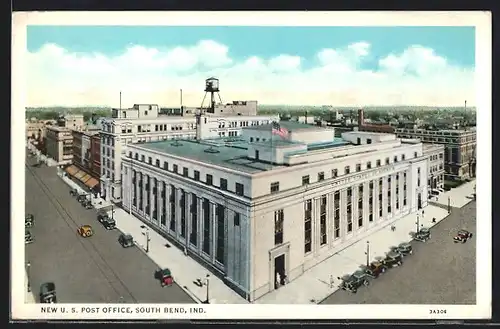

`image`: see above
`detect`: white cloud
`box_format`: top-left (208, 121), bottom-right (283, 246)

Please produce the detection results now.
top-left (25, 40), bottom-right (475, 107)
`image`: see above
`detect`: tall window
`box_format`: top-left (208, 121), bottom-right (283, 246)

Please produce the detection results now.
top-left (180, 190), bottom-right (186, 238)
top-left (138, 173), bottom-right (143, 211)
top-left (358, 185), bottom-right (363, 228)
top-left (202, 199), bottom-right (211, 255)
top-left (274, 209), bottom-right (284, 246)
top-left (347, 188), bottom-right (353, 232)
top-left (334, 191), bottom-right (340, 239)
top-left (379, 178), bottom-right (383, 217)
top-left (220, 178), bottom-right (228, 191)
top-left (318, 172), bottom-right (325, 181)
top-left (403, 172), bottom-right (408, 206)
top-left (396, 174), bottom-right (400, 210)
top-left (235, 183), bottom-right (244, 196)
top-left (216, 204), bottom-right (225, 265)
top-left (170, 185), bottom-right (176, 232)
top-left (152, 178), bottom-right (158, 220)
top-left (320, 195), bottom-right (327, 245)
top-left (369, 181), bottom-right (374, 222)
top-left (302, 175), bottom-right (310, 185)
top-left (387, 176), bottom-right (392, 214)
top-left (304, 199), bottom-right (312, 253)
top-left (160, 182), bottom-right (166, 226)
top-left (344, 166), bottom-right (350, 175)
top-left (206, 174), bottom-right (213, 186)
top-left (132, 170), bottom-right (137, 207)
top-left (356, 164), bottom-right (361, 172)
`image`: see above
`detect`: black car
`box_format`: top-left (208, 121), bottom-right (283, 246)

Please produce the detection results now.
top-left (102, 217), bottom-right (116, 230)
top-left (383, 251), bottom-right (403, 268)
top-left (118, 233), bottom-right (134, 248)
top-left (338, 270), bottom-right (370, 293)
top-left (391, 242), bottom-right (413, 256)
top-left (97, 211), bottom-right (109, 222)
top-left (25, 230), bottom-right (34, 244)
top-left (69, 189), bottom-right (78, 196)
top-left (25, 214), bottom-right (34, 228)
top-left (39, 282), bottom-right (57, 303)
top-left (77, 194), bottom-right (87, 203)
top-left (414, 227), bottom-right (431, 242)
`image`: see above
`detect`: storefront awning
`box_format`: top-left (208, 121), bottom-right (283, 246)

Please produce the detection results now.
top-left (74, 171), bottom-right (86, 180)
top-left (65, 165), bottom-right (79, 176)
top-left (85, 177), bottom-right (99, 189)
top-left (79, 174), bottom-right (91, 184)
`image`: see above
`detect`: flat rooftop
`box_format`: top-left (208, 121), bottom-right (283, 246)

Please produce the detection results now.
top-left (423, 143), bottom-right (445, 150)
top-left (245, 121), bottom-right (326, 132)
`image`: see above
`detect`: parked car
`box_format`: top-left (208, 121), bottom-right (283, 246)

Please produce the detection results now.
top-left (77, 225), bottom-right (94, 238)
top-left (118, 233), bottom-right (134, 248)
top-left (102, 217), bottom-right (116, 230)
top-left (69, 189), bottom-right (78, 196)
top-left (382, 251), bottom-right (403, 268)
top-left (97, 211), bottom-right (109, 222)
top-left (25, 230), bottom-right (34, 244)
top-left (338, 270), bottom-right (370, 293)
top-left (82, 200), bottom-right (93, 209)
top-left (39, 282), bottom-right (57, 303)
top-left (77, 194), bottom-right (87, 203)
top-left (454, 229), bottom-right (473, 243)
top-left (25, 214), bottom-right (34, 228)
top-left (362, 261), bottom-right (388, 278)
top-left (391, 242), bottom-right (413, 256)
top-left (414, 227), bottom-right (431, 242)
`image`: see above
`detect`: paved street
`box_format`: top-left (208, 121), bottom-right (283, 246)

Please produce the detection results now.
top-left (321, 201), bottom-right (476, 304)
top-left (25, 153), bottom-right (195, 303)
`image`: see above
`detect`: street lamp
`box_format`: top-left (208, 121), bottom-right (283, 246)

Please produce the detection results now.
top-left (365, 241), bottom-right (370, 267)
top-left (111, 204), bottom-right (115, 221)
top-left (142, 227), bottom-right (150, 253)
top-left (203, 274), bottom-right (210, 304)
top-left (26, 262), bottom-right (31, 292)
top-left (416, 213), bottom-right (420, 234)
top-left (448, 196), bottom-right (451, 213)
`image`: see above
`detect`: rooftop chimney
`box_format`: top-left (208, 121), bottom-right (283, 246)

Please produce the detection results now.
top-left (358, 109), bottom-right (364, 127)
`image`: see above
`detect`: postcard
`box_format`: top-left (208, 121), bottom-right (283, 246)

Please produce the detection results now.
top-left (12, 11), bottom-right (491, 320)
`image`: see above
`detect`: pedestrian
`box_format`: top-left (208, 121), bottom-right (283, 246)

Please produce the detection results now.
top-left (391, 225), bottom-right (396, 232)
top-left (275, 272), bottom-right (281, 289)
top-left (280, 273), bottom-right (287, 286)
top-left (432, 217), bottom-right (436, 223)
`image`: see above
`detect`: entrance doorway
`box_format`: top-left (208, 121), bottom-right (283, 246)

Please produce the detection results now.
top-left (274, 254), bottom-right (285, 289)
top-left (417, 193), bottom-right (422, 210)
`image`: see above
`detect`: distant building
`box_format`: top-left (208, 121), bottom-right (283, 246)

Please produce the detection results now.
top-left (57, 114), bottom-right (85, 131)
top-left (66, 128), bottom-right (101, 192)
top-left (395, 128), bottom-right (476, 181)
top-left (45, 126), bottom-right (73, 165)
top-left (357, 109), bottom-right (394, 134)
top-left (182, 100), bottom-right (258, 117)
top-left (292, 115), bottom-right (315, 124)
top-left (422, 144), bottom-right (445, 196)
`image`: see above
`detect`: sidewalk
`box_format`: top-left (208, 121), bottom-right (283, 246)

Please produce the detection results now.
top-left (25, 270), bottom-right (36, 304)
top-left (255, 204), bottom-right (449, 304)
top-left (27, 142), bottom-right (58, 167)
top-left (58, 173), bottom-right (112, 211)
top-left (433, 180), bottom-right (476, 209)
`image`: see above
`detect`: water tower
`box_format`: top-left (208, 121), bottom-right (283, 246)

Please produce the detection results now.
top-left (200, 77), bottom-right (223, 113)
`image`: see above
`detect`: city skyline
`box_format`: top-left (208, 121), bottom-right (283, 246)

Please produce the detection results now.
top-left (27, 26), bottom-right (475, 108)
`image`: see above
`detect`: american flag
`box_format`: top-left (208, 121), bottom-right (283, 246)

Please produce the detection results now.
top-left (272, 122), bottom-right (289, 138)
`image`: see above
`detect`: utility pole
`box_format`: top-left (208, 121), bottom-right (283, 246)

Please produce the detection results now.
top-left (146, 229), bottom-right (150, 253)
top-left (205, 274), bottom-right (210, 303)
top-left (448, 196), bottom-right (451, 213)
top-left (120, 91), bottom-right (122, 110)
top-left (416, 213), bottom-right (420, 234)
top-left (111, 204), bottom-right (114, 220)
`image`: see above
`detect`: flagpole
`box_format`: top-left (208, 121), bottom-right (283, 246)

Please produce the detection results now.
top-left (270, 122), bottom-right (274, 170)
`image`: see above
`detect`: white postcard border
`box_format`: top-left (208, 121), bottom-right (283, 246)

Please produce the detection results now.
top-left (11, 11), bottom-right (492, 320)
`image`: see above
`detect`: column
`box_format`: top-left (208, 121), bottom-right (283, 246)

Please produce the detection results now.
top-left (352, 185), bottom-right (358, 231)
top-left (392, 174), bottom-right (397, 214)
top-left (175, 188), bottom-right (182, 240)
top-left (211, 202), bottom-right (217, 263)
top-left (340, 189), bottom-right (348, 239)
top-left (382, 177), bottom-right (388, 219)
top-left (363, 181), bottom-right (369, 226)
top-left (224, 206), bottom-right (230, 273)
top-left (327, 192), bottom-right (334, 249)
top-left (197, 196), bottom-right (203, 254)
top-left (186, 192), bottom-right (192, 248)
top-left (157, 181), bottom-right (163, 227)
top-left (313, 197), bottom-right (320, 253)
top-left (142, 174), bottom-right (147, 215)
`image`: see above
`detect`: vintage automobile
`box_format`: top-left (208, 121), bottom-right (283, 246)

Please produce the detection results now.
top-left (338, 270), bottom-right (370, 293)
top-left (25, 230), bottom-right (34, 244)
top-left (118, 233), bottom-right (134, 248)
top-left (25, 214), bottom-right (34, 228)
top-left (97, 211), bottom-right (110, 222)
top-left (414, 227), bottom-right (431, 242)
top-left (69, 188), bottom-right (78, 196)
top-left (382, 251), bottom-right (403, 268)
top-left (82, 200), bottom-right (93, 209)
top-left (77, 194), bottom-right (87, 203)
top-left (155, 268), bottom-right (174, 287)
top-left (454, 229), bottom-right (473, 243)
top-left (362, 261), bottom-right (388, 279)
top-left (102, 217), bottom-right (116, 230)
top-left (39, 282), bottom-right (57, 303)
top-left (391, 242), bottom-right (413, 256)
top-left (77, 225), bottom-right (94, 238)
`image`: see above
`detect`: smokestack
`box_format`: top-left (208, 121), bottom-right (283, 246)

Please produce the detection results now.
top-left (358, 109), bottom-right (364, 127)
top-left (464, 100), bottom-right (467, 130)
top-left (180, 89), bottom-right (183, 109)
top-left (119, 91), bottom-right (122, 110)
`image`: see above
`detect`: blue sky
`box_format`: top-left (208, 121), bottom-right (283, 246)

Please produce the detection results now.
top-left (26, 26), bottom-right (476, 107)
top-left (28, 26), bottom-right (475, 69)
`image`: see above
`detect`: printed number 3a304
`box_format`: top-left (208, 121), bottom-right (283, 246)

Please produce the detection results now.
top-left (430, 309), bottom-right (447, 314)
